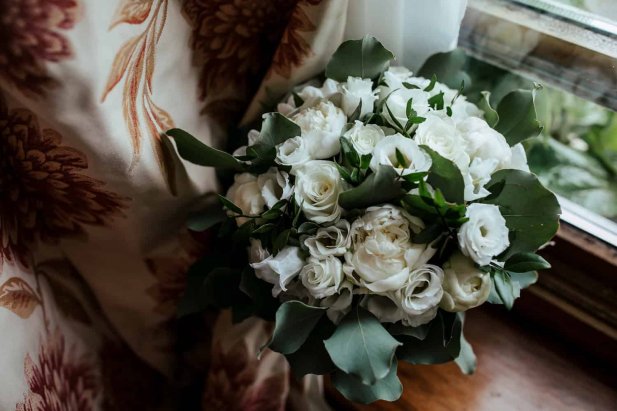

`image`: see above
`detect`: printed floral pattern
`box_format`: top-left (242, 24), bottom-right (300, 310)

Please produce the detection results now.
top-left (101, 0), bottom-right (176, 190)
top-left (0, 0), bottom-right (80, 96)
top-left (181, 0), bottom-right (320, 125)
top-left (15, 330), bottom-right (100, 411)
top-left (203, 340), bottom-right (288, 411)
top-left (0, 94), bottom-right (128, 266)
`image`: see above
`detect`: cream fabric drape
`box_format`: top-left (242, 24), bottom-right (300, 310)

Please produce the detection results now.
top-left (0, 1), bottom-right (465, 409)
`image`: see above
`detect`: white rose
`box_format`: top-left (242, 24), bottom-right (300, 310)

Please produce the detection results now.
top-left (300, 255), bottom-right (344, 299)
top-left (344, 205), bottom-right (436, 293)
top-left (225, 173), bottom-right (264, 225)
top-left (463, 157), bottom-right (499, 201)
top-left (393, 264), bottom-right (444, 327)
top-left (458, 203), bottom-right (510, 266)
top-left (319, 280), bottom-right (354, 324)
top-left (441, 251), bottom-right (491, 312)
top-left (450, 98), bottom-right (483, 122)
top-left (414, 115), bottom-right (470, 172)
top-left (248, 238), bottom-right (269, 264)
top-left (370, 133), bottom-right (432, 175)
top-left (294, 160), bottom-right (346, 223)
top-left (343, 121), bottom-right (385, 155)
top-left (277, 80), bottom-right (340, 115)
top-left (250, 246), bottom-right (305, 297)
top-left (256, 167), bottom-right (293, 208)
top-left (275, 136), bottom-right (311, 169)
top-left (507, 143), bottom-right (530, 172)
top-left (341, 76), bottom-right (377, 117)
top-left (381, 88), bottom-right (430, 129)
top-left (304, 220), bottom-right (351, 258)
top-left (378, 67), bottom-right (414, 98)
top-left (457, 117), bottom-right (511, 168)
top-left (292, 100), bottom-right (346, 159)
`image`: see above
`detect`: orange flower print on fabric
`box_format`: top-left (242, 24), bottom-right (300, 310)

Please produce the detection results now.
top-left (15, 330), bottom-right (100, 411)
top-left (0, 94), bottom-right (128, 267)
top-left (101, 0), bottom-right (176, 191)
top-left (0, 0), bottom-right (80, 96)
top-left (181, 0), bottom-right (321, 126)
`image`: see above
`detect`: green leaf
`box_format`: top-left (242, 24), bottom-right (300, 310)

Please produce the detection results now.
top-left (424, 74), bottom-right (437, 92)
top-left (259, 112), bottom-right (301, 147)
top-left (412, 222), bottom-right (444, 244)
top-left (252, 223), bottom-right (276, 234)
top-left (325, 35), bottom-right (394, 81)
top-left (388, 323), bottom-right (431, 340)
top-left (504, 252), bottom-right (551, 272)
top-left (418, 49), bottom-right (471, 90)
top-left (340, 137), bottom-right (360, 167)
top-left (167, 128), bottom-right (244, 171)
top-left (269, 301), bottom-right (326, 355)
top-left (422, 146), bottom-right (465, 203)
top-left (428, 91), bottom-right (445, 110)
top-left (455, 331), bottom-right (476, 375)
top-left (397, 312), bottom-right (460, 364)
top-left (285, 319), bottom-right (337, 378)
top-left (511, 270), bottom-right (538, 289)
top-left (395, 148), bottom-right (409, 168)
top-left (492, 269), bottom-right (517, 309)
top-left (481, 169), bottom-right (561, 258)
top-left (272, 229), bottom-right (291, 254)
top-left (331, 361), bottom-right (403, 404)
top-left (218, 194), bottom-right (243, 215)
top-left (495, 88), bottom-right (543, 146)
top-left (324, 306), bottom-right (402, 384)
top-left (186, 208), bottom-right (226, 232)
top-left (478, 91), bottom-right (499, 127)
top-left (339, 166), bottom-right (403, 210)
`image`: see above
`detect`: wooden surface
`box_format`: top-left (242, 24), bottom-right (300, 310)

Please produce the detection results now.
top-left (327, 307), bottom-right (617, 411)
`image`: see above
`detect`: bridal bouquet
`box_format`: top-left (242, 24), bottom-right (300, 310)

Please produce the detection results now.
top-left (169, 37), bottom-right (560, 403)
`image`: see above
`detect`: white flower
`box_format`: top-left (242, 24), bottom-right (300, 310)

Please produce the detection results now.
top-left (463, 157), bottom-right (499, 201)
top-left (414, 115), bottom-right (470, 171)
top-left (292, 100), bottom-right (346, 159)
top-left (378, 67), bottom-right (414, 98)
top-left (248, 238), bottom-right (269, 264)
top-left (344, 205), bottom-right (435, 293)
top-left (277, 79), bottom-right (340, 115)
top-left (275, 136), bottom-right (311, 169)
top-left (257, 167), bottom-right (293, 208)
top-left (343, 121), bottom-right (385, 155)
top-left (508, 143), bottom-right (530, 172)
top-left (319, 280), bottom-right (354, 324)
top-left (441, 251), bottom-right (491, 312)
top-left (300, 255), bottom-right (344, 299)
top-left (294, 160), bottom-right (346, 223)
top-left (225, 173), bottom-right (264, 225)
top-left (304, 220), bottom-right (351, 258)
top-left (458, 203), bottom-right (510, 266)
top-left (250, 246), bottom-right (305, 297)
top-left (381, 88), bottom-right (430, 129)
top-left (370, 133), bottom-right (432, 175)
top-left (457, 117), bottom-right (511, 168)
top-left (393, 264), bottom-right (444, 327)
top-left (341, 76), bottom-right (377, 118)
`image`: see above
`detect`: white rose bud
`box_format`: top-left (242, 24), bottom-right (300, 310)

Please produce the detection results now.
top-left (294, 160), bottom-right (346, 224)
top-left (441, 251), bottom-right (491, 312)
top-left (275, 136), bottom-right (311, 170)
top-left (300, 255), bottom-right (344, 299)
top-left (344, 205), bottom-right (436, 293)
top-left (414, 115), bottom-right (470, 172)
top-left (292, 100), bottom-right (346, 159)
top-left (225, 173), bottom-right (264, 225)
top-left (256, 167), bottom-right (293, 208)
top-left (250, 246), bottom-right (305, 297)
top-left (457, 117), bottom-right (511, 168)
top-left (343, 121), bottom-right (385, 156)
top-left (341, 76), bottom-right (377, 117)
top-left (394, 264), bottom-right (444, 327)
top-left (304, 220), bottom-right (351, 258)
top-left (458, 203), bottom-right (510, 266)
top-left (370, 133), bottom-right (432, 176)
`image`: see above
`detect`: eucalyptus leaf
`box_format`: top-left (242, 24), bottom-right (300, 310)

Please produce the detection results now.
top-left (331, 361), bottom-right (403, 404)
top-left (422, 146), bottom-right (465, 203)
top-left (418, 49), bottom-right (471, 90)
top-left (397, 312), bottom-right (460, 365)
top-left (455, 332), bottom-right (477, 375)
top-left (218, 195), bottom-right (243, 215)
top-left (504, 252), bottom-right (551, 272)
top-left (478, 91), bottom-right (499, 127)
top-left (339, 166), bottom-right (403, 210)
top-left (325, 35), bottom-right (394, 81)
top-left (285, 319), bottom-right (337, 378)
top-left (324, 306), bottom-right (401, 384)
top-left (269, 301), bottom-right (326, 355)
top-left (481, 169), bottom-right (561, 258)
top-left (186, 208), bottom-right (226, 232)
top-left (167, 128), bottom-right (244, 171)
top-left (495, 88), bottom-right (543, 146)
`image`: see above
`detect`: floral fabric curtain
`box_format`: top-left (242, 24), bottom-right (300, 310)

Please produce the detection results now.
top-left (0, 0), bottom-right (465, 409)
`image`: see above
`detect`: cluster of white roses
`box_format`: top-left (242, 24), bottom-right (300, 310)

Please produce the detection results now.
top-left (226, 67), bottom-right (527, 327)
